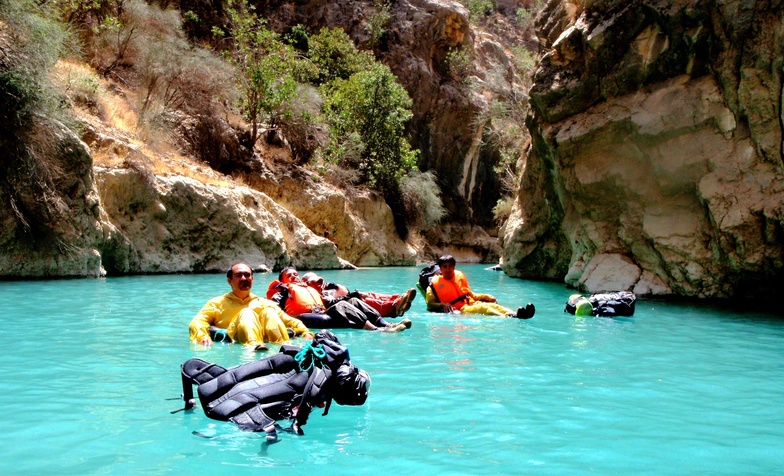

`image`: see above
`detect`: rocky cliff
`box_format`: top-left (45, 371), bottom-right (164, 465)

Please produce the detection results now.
top-left (0, 117), bottom-right (347, 277)
top-left (501, 0), bottom-right (784, 299)
top-left (1, 0), bottom-right (524, 276)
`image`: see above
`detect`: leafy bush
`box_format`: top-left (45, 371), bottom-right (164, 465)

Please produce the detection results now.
top-left (510, 45), bottom-right (537, 75)
top-left (307, 27), bottom-right (375, 85)
top-left (460, 0), bottom-right (495, 19)
top-left (221, 5), bottom-right (312, 145)
top-left (516, 0), bottom-right (544, 30)
top-left (367, 0), bottom-right (391, 50)
top-left (445, 47), bottom-right (472, 81)
top-left (322, 61), bottom-right (418, 196)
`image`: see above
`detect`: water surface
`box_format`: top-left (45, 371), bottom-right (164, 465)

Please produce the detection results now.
top-left (1, 265), bottom-right (782, 475)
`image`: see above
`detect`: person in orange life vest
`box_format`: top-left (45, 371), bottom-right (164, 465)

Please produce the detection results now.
top-left (270, 267), bottom-right (411, 332)
top-left (189, 262), bottom-right (314, 352)
top-left (300, 272), bottom-right (417, 318)
top-left (425, 255), bottom-right (535, 319)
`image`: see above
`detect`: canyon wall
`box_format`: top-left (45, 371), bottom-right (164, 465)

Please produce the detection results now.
top-left (501, 0), bottom-right (784, 298)
top-left (189, 0), bottom-right (527, 227)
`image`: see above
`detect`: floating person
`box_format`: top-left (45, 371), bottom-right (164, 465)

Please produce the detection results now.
top-left (300, 272), bottom-right (417, 318)
top-left (424, 255), bottom-right (535, 319)
top-left (179, 329), bottom-right (370, 442)
top-left (268, 266), bottom-right (411, 332)
top-left (189, 262), bottom-right (314, 352)
top-left (565, 291), bottom-right (636, 317)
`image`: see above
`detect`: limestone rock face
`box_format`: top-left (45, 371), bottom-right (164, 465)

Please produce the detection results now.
top-left (421, 222), bottom-right (501, 263)
top-left (501, 0), bottom-right (784, 298)
top-left (248, 168), bottom-right (417, 267)
top-left (94, 168), bottom-right (342, 274)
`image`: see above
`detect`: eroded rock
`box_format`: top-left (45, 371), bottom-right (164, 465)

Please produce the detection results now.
top-left (501, 0), bottom-right (784, 299)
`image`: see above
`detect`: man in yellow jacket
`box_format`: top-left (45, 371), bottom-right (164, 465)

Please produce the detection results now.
top-left (189, 262), bottom-right (313, 351)
top-left (425, 255), bottom-right (535, 319)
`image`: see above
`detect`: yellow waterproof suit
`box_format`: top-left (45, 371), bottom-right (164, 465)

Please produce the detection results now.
top-left (189, 292), bottom-right (312, 345)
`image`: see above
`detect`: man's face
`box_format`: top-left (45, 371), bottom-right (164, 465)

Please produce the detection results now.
top-left (280, 268), bottom-right (300, 284)
top-left (303, 275), bottom-right (324, 292)
top-left (439, 261), bottom-right (455, 280)
top-left (228, 264), bottom-right (254, 294)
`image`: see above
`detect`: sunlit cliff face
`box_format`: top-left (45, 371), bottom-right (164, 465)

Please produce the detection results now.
top-left (501, 0), bottom-right (784, 299)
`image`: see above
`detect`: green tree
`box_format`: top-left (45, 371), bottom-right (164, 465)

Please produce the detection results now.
top-left (322, 62), bottom-right (418, 197)
top-left (223, 6), bottom-right (300, 145)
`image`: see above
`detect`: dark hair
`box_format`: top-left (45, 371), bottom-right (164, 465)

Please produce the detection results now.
top-left (278, 266), bottom-right (296, 281)
top-left (227, 262), bottom-right (252, 279)
top-left (437, 255), bottom-right (456, 266)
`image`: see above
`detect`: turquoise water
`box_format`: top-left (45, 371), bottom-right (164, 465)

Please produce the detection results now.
top-left (1, 265), bottom-right (782, 475)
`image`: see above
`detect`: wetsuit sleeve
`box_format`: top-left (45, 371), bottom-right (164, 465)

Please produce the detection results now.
top-left (189, 299), bottom-right (219, 342)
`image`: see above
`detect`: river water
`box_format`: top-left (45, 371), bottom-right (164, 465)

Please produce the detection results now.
top-left (1, 265), bottom-right (782, 475)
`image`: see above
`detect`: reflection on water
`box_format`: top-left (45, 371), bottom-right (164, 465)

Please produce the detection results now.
top-left (0, 265), bottom-right (782, 474)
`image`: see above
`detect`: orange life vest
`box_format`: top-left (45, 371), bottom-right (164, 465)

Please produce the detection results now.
top-left (281, 282), bottom-right (324, 316)
top-left (430, 271), bottom-right (474, 310)
top-left (267, 280), bottom-right (283, 299)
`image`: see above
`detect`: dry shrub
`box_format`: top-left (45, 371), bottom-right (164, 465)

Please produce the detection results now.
top-left (321, 162), bottom-right (362, 190)
top-left (83, 0), bottom-right (237, 124)
top-left (493, 195), bottom-right (515, 225)
top-left (100, 87), bottom-right (139, 134)
top-left (52, 59), bottom-right (103, 112)
top-left (401, 170), bottom-right (446, 231)
top-left (278, 84), bottom-right (327, 164)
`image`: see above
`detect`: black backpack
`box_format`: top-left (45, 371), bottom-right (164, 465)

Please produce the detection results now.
top-left (177, 330), bottom-right (369, 439)
top-left (418, 264), bottom-right (440, 291)
top-left (564, 291), bottom-right (636, 317)
top-left (589, 291), bottom-right (636, 316)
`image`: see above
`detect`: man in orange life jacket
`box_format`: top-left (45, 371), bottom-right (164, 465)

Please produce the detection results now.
top-left (270, 267), bottom-right (411, 332)
top-left (425, 255), bottom-right (535, 319)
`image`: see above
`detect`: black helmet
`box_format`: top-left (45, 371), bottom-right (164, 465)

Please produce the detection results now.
top-left (332, 362), bottom-right (371, 406)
